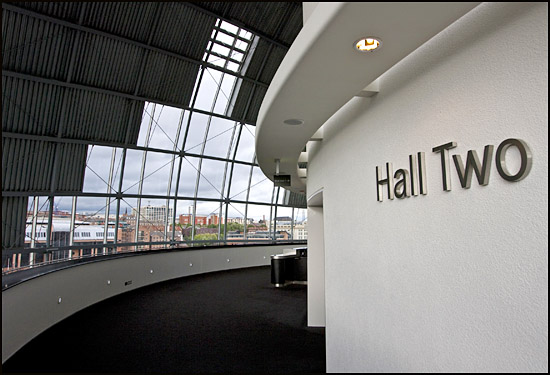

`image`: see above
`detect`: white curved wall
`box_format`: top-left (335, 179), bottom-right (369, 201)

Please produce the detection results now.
top-left (307, 2), bottom-right (547, 372)
top-left (2, 244), bottom-right (290, 363)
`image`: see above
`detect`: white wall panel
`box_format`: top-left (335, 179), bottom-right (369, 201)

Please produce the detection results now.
top-left (307, 2), bottom-right (547, 372)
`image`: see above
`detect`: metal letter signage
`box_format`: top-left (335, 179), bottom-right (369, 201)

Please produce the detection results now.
top-left (432, 142), bottom-right (456, 191)
top-left (495, 139), bottom-right (532, 181)
top-left (376, 138), bottom-right (531, 201)
top-left (452, 145), bottom-right (494, 189)
top-left (376, 163), bottom-right (394, 201)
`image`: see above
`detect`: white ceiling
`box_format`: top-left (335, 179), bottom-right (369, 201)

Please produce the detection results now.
top-left (255, 2), bottom-right (480, 196)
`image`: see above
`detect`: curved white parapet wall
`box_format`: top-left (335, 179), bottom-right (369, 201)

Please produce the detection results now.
top-left (255, 2), bottom-right (479, 194)
top-left (2, 245), bottom-right (290, 363)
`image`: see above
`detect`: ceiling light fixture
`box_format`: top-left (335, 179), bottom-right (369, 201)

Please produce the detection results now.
top-left (283, 119), bottom-right (304, 126)
top-left (355, 37), bottom-right (382, 52)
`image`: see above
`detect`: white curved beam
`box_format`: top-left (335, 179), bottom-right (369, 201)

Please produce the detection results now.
top-left (255, 2), bottom-right (480, 194)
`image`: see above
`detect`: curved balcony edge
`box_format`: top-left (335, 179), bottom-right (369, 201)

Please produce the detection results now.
top-left (2, 243), bottom-right (303, 364)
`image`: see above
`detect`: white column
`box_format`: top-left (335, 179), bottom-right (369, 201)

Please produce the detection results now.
top-left (307, 205), bottom-right (325, 327)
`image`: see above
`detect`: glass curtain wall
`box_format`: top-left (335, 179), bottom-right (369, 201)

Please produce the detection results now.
top-left (2, 19), bottom-right (307, 274)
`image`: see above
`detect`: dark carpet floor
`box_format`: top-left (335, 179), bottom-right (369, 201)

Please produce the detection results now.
top-left (2, 266), bottom-right (326, 374)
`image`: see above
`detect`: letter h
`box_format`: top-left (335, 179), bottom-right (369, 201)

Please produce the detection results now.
top-left (376, 163), bottom-right (394, 201)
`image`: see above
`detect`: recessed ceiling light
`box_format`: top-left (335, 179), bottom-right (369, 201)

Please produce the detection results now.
top-left (283, 119), bottom-right (304, 126)
top-left (355, 37), bottom-right (382, 52)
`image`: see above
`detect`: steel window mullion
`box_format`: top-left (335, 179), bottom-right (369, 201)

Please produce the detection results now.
top-left (103, 148), bottom-right (116, 252)
top-left (172, 53), bottom-right (208, 244)
top-left (69, 196), bottom-right (76, 252)
top-left (165, 108), bottom-right (185, 244)
top-left (219, 123), bottom-right (237, 240)
top-left (135, 103), bottom-right (156, 245)
top-left (209, 39), bottom-right (247, 55)
top-left (243, 155), bottom-right (256, 240)
top-left (269, 185), bottom-right (277, 239)
top-left (113, 148), bottom-right (127, 245)
top-left (273, 187), bottom-right (280, 241)
top-left (291, 207), bottom-right (295, 240)
top-left (192, 24), bottom-right (224, 242)
top-left (191, 109), bottom-right (215, 241)
top-left (114, 1), bottom-right (161, 246)
top-left (223, 123), bottom-right (243, 241)
top-left (46, 196), bottom-right (54, 250)
top-left (215, 29), bottom-right (241, 242)
top-left (206, 50), bottom-right (242, 66)
top-left (212, 26), bottom-right (255, 45)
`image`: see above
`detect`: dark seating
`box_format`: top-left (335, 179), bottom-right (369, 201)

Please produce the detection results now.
top-left (271, 247), bottom-right (307, 287)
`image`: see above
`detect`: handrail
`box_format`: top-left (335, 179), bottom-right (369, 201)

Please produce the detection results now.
top-left (2, 240), bottom-right (307, 289)
top-left (2, 239), bottom-right (307, 280)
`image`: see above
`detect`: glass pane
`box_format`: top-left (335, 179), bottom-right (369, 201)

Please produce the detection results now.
top-left (74, 196), bottom-right (114, 258)
top-left (136, 102), bottom-right (155, 146)
top-left (236, 39), bottom-right (248, 51)
top-left (248, 167), bottom-right (274, 203)
top-left (141, 151), bottom-right (173, 195)
top-left (228, 163), bottom-right (252, 202)
top-left (227, 127), bottom-right (240, 165)
top-left (177, 156), bottom-right (200, 198)
top-left (227, 61), bottom-right (239, 72)
top-left (294, 208), bottom-right (308, 240)
top-left (146, 105), bottom-right (185, 150)
top-left (225, 202), bottom-right (246, 244)
top-left (239, 29), bottom-right (253, 40)
top-left (195, 200), bottom-right (223, 241)
top-left (197, 158), bottom-right (226, 199)
top-left (277, 187), bottom-right (285, 205)
top-left (213, 74), bottom-right (236, 115)
top-left (176, 111), bottom-right (191, 151)
top-left (118, 197), bottom-right (137, 252)
top-left (203, 117), bottom-right (236, 158)
top-left (133, 198), bottom-right (173, 250)
top-left (220, 20), bottom-right (239, 35)
top-left (175, 200), bottom-right (194, 246)
top-left (215, 31), bottom-right (234, 46)
top-left (207, 53), bottom-right (225, 68)
top-left (83, 146), bottom-right (116, 193)
top-left (212, 43), bottom-right (230, 57)
top-left (183, 113), bottom-right (209, 154)
top-left (194, 68), bottom-right (223, 112)
top-left (235, 124), bottom-right (255, 162)
top-left (117, 197), bottom-right (137, 252)
top-left (246, 204), bottom-right (272, 240)
top-left (274, 206), bottom-right (293, 241)
top-left (121, 149), bottom-right (145, 195)
top-left (231, 51), bottom-right (244, 62)
top-left (168, 155), bottom-right (181, 196)
top-left (25, 196), bottom-right (49, 249)
top-left (50, 197), bottom-right (73, 260)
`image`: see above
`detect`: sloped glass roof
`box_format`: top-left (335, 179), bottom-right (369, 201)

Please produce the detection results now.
top-left (1, 2), bottom-right (306, 273)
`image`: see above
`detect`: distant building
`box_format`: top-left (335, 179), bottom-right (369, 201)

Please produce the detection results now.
top-left (24, 219), bottom-right (116, 247)
top-left (208, 215), bottom-right (223, 226)
top-left (226, 217), bottom-right (253, 225)
top-left (132, 205), bottom-right (173, 224)
top-left (179, 214), bottom-right (207, 226)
